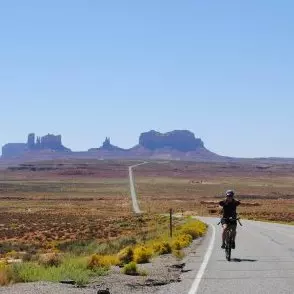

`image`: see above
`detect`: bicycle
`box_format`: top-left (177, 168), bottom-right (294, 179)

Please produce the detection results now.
top-left (218, 217), bottom-right (242, 261)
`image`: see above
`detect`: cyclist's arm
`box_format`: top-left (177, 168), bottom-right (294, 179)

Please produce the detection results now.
top-left (238, 201), bottom-right (260, 206)
top-left (200, 200), bottom-right (220, 205)
top-left (218, 200), bottom-right (225, 215)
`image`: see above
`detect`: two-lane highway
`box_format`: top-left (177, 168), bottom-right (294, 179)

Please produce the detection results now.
top-left (128, 162), bottom-right (147, 214)
top-left (128, 163), bottom-right (294, 294)
top-left (165, 217), bottom-right (294, 294)
top-left (194, 218), bottom-right (294, 294)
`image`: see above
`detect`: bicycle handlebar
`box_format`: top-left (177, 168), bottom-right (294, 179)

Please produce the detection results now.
top-left (217, 217), bottom-right (243, 226)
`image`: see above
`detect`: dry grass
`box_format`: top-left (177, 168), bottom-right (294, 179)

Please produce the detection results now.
top-left (0, 265), bottom-right (13, 286)
top-left (132, 162), bottom-right (294, 222)
top-left (38, 253), bottom-right (62, 268)
top-left (0, 161), bottom-right (141, 254)
top-left (0, 159), bottom-right (293, 258)
top-left (1, 158), bottom-right (292, 287)
top-left (87, 254), bottom-right (119, 270)
top-left (0, 159), bottom-right (210, 286)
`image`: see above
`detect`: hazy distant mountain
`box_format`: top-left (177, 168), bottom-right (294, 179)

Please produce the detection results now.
top-left (138, 130), bottom-right (204, 152)
top-left (88, 137), bottom-right (126, 152)
top-left (1, 130), bottom-right (294, 164)
top-left (2, 133), bottom-right (70, 158)
top-left (1, 129), bottom-right (221, 162)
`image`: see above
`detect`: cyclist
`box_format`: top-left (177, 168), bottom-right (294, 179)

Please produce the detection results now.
top-left (219, 190), bottom-right (240, 249)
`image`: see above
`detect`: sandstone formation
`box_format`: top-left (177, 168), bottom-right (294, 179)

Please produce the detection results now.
top-left (1, 130), bottom-right (222, 162)
top-left (2, 133), bottom-right (70, 158)
top-left (1, 143), bottom-right (27, 158)
top-left (36, 134), bottom-right (70, 152)
top-left (139, 130), bottom-right (204, 152)
top-left (89, 137), bottom-right (124, 152)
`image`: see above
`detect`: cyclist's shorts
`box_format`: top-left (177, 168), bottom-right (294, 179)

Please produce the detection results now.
top-left (221, 218), bottom-right (237, 226)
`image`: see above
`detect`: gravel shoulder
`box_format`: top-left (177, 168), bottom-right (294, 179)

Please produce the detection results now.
top-left (0, 237), bottom-right (205, 294)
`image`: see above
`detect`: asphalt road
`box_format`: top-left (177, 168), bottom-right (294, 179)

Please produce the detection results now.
top-left (128, 162), bottom-right (147, 214)
top-left (158, 217), bottom-right (294, 294)
top-left (129, 163), bottom-right (294, 294)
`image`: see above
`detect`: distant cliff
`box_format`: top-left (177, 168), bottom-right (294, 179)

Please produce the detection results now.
top-left (2, 133), bottom-right (70, 158)
top-left (139, 130), bottom-right (204, 152)
top-left (32, 133), bottom-right (70, 152)
top-left (1, 130), bottom-right (222, 162)
top-left (2, 143), bottom-right (27, 158)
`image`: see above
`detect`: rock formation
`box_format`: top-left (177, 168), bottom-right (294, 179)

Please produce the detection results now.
top-left (27, 133), bottom-right (35, 149)
top-left (102, 137), bottom-right (112, 149)
top-left (2, 133), bottom-right (70, 158)
top-left (1, 130), bottom-right (220, 161)
top-left (1, 143), bottom-right (27, 158)
top-left (139, 130), bottom-right (204, 152)
top-left (89, 137), bottom-right (124, 152)
top-left (37, 134), bottom-right (70, 151)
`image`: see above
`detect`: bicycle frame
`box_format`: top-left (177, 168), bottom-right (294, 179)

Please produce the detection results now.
top-left (218, 217), bottom-right (242, 261)
top-left (224, 224), bottom-right (234, 261)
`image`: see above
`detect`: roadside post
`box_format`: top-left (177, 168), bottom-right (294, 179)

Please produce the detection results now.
top-left (169, 208), bottom-right (173, 238)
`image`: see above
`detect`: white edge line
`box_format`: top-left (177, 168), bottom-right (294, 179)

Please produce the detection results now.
top-left (188, 224), bottom-right (216, 294)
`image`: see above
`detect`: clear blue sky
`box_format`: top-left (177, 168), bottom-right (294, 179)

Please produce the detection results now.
top-left (0, 0), bottom-right (293, 157)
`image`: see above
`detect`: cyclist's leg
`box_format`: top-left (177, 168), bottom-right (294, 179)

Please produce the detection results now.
top-left (221, 224), bottom-right (228, 248)
top-left (231, 224), bottom-right (237, 248)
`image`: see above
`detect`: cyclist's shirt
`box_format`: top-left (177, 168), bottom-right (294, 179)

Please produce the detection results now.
top-left (219, 199), bottom-right (240, 218)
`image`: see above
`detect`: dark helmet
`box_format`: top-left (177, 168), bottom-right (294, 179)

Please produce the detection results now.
top-left (226, 190), bottom-right (235, 197)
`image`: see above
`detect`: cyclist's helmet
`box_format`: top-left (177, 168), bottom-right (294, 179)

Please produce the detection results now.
top-left (226, 190), bottom-right (234, 197)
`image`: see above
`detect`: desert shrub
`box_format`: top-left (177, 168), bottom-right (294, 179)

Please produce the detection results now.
top-left (122, 262), bottom-right (138, 275)
top-left (12, 257), bottom-right (106, 286)
top-left (87, 254), bottom-right (118, 270)
top-left (152, 241), bottom-right (172, 255)
top-left (57, 240), bottom-right (97, 255)
top-left (6, 251), bottom-right (20, 259)
top-left (172, 234), bottom-right (193, 250)
top-left (38, 253), bottom-right (62, 268)
top-left (172, 240), bottom-right (181, 251)
top-left (58, 236), bottom-right (137, 256)
top-left (179, 234), bottom-right (193, 247)
top-left (22, 253), bottom-right (35, 262)
top-left (133, 246), bottom-right (153, 264)
top-left (118, 236), bottom-right (137, 247)
top-left (180, 220), bottom-right (207, 239)
top-left (0, 242), bottom-right (36, 256)
top-left (95, 237), bottom-right (137, 255)
top-left (117, 247), bottom-right (134, 265)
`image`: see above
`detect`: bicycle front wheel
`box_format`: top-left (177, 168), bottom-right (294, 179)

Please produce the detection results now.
top-left (226, 244), bottom-right (231, 261)
top-left (225, 229), bottom-right (232, 261)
